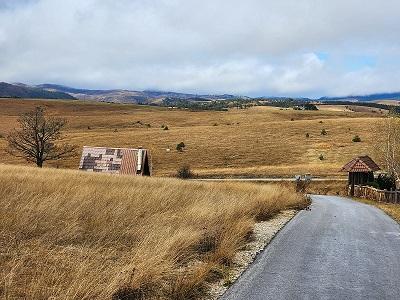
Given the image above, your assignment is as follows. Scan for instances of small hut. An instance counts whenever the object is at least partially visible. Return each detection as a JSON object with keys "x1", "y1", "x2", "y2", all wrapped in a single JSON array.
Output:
[
  {"x1": 78, "y1": 146, "x2": 151, "y2": 176},
  {"x1": 341, "y1": 155, "x2": 380, "y2": 195}
]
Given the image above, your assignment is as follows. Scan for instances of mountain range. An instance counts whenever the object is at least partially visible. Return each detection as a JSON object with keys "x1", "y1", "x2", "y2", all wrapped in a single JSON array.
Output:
[{"x1": 1, "y1": 81, "x2": 400, "y2": 104}]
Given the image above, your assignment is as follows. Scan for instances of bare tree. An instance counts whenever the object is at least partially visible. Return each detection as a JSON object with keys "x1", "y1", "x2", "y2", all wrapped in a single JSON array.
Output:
[
  {"x1": 374, "y1": 114, "x2": 400, "y2": 187},
  {"x1": 7, "y1": 106, "x2": 77, "y2": 167}
]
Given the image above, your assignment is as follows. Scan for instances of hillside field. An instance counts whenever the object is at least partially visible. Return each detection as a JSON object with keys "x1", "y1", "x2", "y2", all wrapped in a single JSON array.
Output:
[
  {"x1": 0, "y1": 98, "x2": 385, "y2": 177},
  {"x1": 0, "y1": 164, "x2": 306, "y2": 299}
]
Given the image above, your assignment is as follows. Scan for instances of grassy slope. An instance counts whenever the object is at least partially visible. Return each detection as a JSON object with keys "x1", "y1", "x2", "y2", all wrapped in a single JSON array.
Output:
[
  {"x1": 0, "y1": 164, "x2": 306, "y2": 299},
  {"x1": 0, "y1": 98, "x2": 384, "y2": 177}
]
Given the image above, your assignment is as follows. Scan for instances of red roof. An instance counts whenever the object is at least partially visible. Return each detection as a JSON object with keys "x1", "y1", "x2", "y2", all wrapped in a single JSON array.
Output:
[{"x1": 341, "y1": 156, "x2": 380, "y2": 172}]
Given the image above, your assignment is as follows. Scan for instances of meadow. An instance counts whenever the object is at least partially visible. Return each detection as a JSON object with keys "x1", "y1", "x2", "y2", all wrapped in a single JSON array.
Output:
[
  {"x1": 0, "y1": 164, "x2": 306, "y2": 299},
  {"x1": 0, "y1": 98, "x2": 385, "y2": 177}
]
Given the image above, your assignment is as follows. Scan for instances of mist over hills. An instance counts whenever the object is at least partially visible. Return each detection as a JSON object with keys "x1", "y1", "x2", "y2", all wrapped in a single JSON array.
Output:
[
  {"x1": 1, "y1": 81, "x2": 400, "y2": 104},
  {"x1": 0, "y1": 82, "x2": 76, "y2": 100}
]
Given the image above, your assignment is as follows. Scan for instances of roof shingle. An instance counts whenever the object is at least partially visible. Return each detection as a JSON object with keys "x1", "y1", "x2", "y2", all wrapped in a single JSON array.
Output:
[{"x1": 341, "y1": 156, "x2": 380, "y2": 172}]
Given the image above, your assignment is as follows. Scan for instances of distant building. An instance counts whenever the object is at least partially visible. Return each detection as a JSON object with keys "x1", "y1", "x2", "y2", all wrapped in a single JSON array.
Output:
[
  {"x1": 78, "y1": 146, "x2": 151, "y2": 176},
  {"x1": 341, "y1": 155, "x2": 380, "y2": 195}
]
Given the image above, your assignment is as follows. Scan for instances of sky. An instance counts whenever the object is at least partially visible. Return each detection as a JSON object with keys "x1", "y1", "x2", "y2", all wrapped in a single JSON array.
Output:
[{"x1": 1, "y1": 0, "x2": 400, "y2": 98}]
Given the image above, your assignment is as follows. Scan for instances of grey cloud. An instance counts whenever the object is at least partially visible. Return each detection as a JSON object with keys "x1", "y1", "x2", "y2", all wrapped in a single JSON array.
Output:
[{"x1": 1, "y1": 0, "x2": 400, "y2": 97}]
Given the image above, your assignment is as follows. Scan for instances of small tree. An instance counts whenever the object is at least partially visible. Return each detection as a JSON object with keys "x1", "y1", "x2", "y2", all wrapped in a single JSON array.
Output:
[
  {"x1": 177, "y1": 165, "x2": 194, "y2": 179},
  {"x1": 321, "y1": 129, "x2": 327, "y2": 135},
  {"x1": 163, "y1": 125, "x2": 169, "y2": 130},
  {"x1": 374, "y1": 116, "x2": 400, "y2": 186},
  {"x1": 352, "y1": 135, "x2": 362, "y2": 142},
  {"x1": 176, "y1": 142, "x2": 186, "y2": 152},
  {"x1": 319, "y1": 154, "x2": 325, "y2": 160},
  {"x1": 7, "y1": 107, "x2": 77, "y2": 167},
  {"x1": 305, "y1": 133, "x2": 310, "y2": 138}
]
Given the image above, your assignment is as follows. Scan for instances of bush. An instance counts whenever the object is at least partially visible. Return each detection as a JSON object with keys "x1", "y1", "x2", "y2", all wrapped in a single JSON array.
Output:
[
  {"x1": 304, "y1": 103, "x2": 318, "y2": 111},
  {"x1": 176, "y1": 142, "x2": 185, "y2": 152},
  {"x1": 376, "y1": 174, "x2": 396, "y2": 190},
  {"x1": 319, "y1": 154, "x2": 324, "y2": 160},
  {"x1": 163, "y1": 126, "x2": 169, "y2": 130},
  {"x1": 352, "y1": 135, "x2": 361, "y2": 142},
  {"x1": 366, "y1": 181, "x2": 380, "y2": 189},
  {"x1": 305, "y1": 133, "x2": 310, "y2": 138},
  {"x1": 176, "y1": 165, "x2": 194, "y2": 179},
  {"x1": 321, "y1": 129, "x2": 327, "y2": 135}
]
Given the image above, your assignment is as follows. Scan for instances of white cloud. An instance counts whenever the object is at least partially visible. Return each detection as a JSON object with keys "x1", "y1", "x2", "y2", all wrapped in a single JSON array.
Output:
[{"x1": 1, "y1": 0, "x2": 400, "y2": 97}]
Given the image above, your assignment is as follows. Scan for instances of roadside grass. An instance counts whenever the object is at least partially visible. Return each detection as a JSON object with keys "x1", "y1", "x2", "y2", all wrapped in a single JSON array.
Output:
[
  {"x1": 0, "y1": 164, "x2": 307, "y2": 299},
  {"x1": 0, "y1": 98, "x2": 383, "y2": 177},
  {"x1": 263, "y1": 180, "x2": 348, "y2": 196}
]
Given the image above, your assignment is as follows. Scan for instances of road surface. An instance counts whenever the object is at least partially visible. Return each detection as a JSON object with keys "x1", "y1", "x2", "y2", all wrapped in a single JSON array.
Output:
[{"x1": 221, "y1": 195, "x2": 400, "y2": 300}]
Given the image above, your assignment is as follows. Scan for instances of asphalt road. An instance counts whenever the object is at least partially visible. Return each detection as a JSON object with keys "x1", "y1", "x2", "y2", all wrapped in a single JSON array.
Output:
[{"x1": 221, "y1": 195, "x2": 400, "y2": 300}]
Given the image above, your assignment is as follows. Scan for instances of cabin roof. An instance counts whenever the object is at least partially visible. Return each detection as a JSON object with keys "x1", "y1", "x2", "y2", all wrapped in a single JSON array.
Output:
[
  {"x1": 341, "y1": 155, "x2": 380, "y2": 173},
  {"x1": 79, "y1": 146, "x2": 150, "y2": 175}
]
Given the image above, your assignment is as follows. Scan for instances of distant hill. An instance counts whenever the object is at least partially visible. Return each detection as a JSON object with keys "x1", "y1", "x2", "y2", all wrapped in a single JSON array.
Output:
[
  {"x1": 0, "y1": 82, "x2": 76, "y2": 100},
  {"x1": 319, "y1": 92, "x2": 400, "y2": 102},
  {"x1": 37, "y1": 83, "x2": 238, "y2": 104}
]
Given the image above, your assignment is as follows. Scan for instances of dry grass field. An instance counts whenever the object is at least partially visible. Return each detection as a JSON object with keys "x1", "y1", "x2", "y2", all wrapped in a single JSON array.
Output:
[
  {"x1": 0, "y1": 98, "x2": 385, "y2": 177},
  {"x1": 0, "y1": 164, "x2": 306, "y2": 299}
]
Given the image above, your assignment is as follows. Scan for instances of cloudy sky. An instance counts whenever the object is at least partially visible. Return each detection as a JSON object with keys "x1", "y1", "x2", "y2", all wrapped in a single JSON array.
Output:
[{"x1": 1, "y1": 0, "x2": 400, "y2": 97}]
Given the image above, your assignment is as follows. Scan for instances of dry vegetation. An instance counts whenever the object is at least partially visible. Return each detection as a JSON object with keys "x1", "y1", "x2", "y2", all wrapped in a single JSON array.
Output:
[
  {"x1": 0, "y1": 98, "x2": 385, "y2": 177},
  {"x1": 0, "y1": 164, "x2": 306, "y2": 299},
  {"x1": 265, "y1": 180, "x2": 348, "y2": 196}
]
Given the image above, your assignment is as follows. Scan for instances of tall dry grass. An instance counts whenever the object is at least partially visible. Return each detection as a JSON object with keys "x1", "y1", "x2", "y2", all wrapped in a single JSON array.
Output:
[{"x1": 0, "y1": 164, "x2": 306, "y2": 299}]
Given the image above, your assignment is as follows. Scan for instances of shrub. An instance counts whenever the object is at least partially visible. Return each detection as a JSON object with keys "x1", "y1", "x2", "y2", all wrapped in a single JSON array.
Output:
[
  {"x1": 291, "y1": 118, "x2": 295, "y2": 121},
  {"x1": 304, "y1": 103, "x2": 318, "y2": 111},
  {"x1": 376, "y1": 174, "x2": 396, "y2": 190},
  {"x1": 164, "y1": 126, "x2": 169, "y2": 130},
  {"x1": 321, "y1": 129, "x2": 327, "y2": 135},
  {"x1": 305, "y1": 133, "x2": 310, "y2": 138},
  {"x1": 319, "y1": 154, "x2": 324, "y2": 160},
  {"x1": 366, "y1": 181, "x2": 380, "y2": 189},
  {"x1": 352, "y1": 135, "x2": 361, "y2": 142},
  {"x1": 176, "y1": 165, "x2": 194, "y2": 179},
  {"x1": 176, "y1": 142, "x2": 186, "y2": 152}
]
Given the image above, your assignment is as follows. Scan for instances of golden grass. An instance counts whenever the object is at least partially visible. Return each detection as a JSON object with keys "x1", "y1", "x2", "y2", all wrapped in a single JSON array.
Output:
[
  {"x1": 0, "y1": 164, "x2": 306, "y2": 299},
  {"x1": 0, "y1": 98, "x2": 384, "y2": 177},
  {"x1": 258, "y1": 180, "x2": 348, "y2": 196}
]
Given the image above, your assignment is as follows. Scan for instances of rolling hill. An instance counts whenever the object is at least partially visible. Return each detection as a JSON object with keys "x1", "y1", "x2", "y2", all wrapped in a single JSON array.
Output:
[{"x1": 0, "y1": 82, "x2": 76, "y2": 100}]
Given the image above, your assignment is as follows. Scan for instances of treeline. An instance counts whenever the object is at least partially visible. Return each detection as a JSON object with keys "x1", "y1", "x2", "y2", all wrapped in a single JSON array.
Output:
[
  {"x1": 157, "y1": 96, "x2": 400, "y2": 113},
  {"x1": 319, "y1": 101, "x2": 400, "y2": 114}
]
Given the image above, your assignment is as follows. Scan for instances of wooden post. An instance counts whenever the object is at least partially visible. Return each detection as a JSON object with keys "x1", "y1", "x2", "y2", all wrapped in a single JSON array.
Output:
[{"x1": 350, "y1": 183, "x2": 355, "y2": 197}]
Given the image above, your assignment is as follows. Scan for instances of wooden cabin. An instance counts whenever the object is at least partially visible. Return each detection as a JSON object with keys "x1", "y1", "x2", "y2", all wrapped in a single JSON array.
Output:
[
  {"x1": 78, "y1": 146, "x2": 151, "y2": 176},
  {"x1": 341, "y1": 156, "x2": 380, "y2": 195}
]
